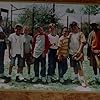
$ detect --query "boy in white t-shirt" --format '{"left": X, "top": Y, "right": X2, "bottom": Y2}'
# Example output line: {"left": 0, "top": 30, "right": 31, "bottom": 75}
{"left": 47, "top": 23, "right": 59, "bottom": 83}
{"left": 23, "top": 26, "right": 32, "bottom": 78}
{"left": 4, "top": 24, "right": 26, "bottom": 83}
{"left": 69, "top": 22, "right": 87, "bottom": 87}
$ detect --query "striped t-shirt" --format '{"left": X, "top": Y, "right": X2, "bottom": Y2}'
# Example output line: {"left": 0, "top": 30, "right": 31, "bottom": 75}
{"left": 57, "top": 35, "right": 69, "bottom": 58}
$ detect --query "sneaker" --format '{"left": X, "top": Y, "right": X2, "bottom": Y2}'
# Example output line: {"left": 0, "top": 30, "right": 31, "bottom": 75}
{"left": 31, "top": 77, "right": 39, "bottom": 83}
{"left": 81, "top": 82, "right": 87, "bottom": 87}
{"left": 41, "top": 77, "right": 46, "bottom": 83}
{"left": 59, "top": 78, "right": 64, "bottom": 83}
{"left": 15, "top": 75, "right": 26, "bottom": 82}
{"left": 4, "top": 77, "right": 11, "bottom": 83}
{"left": 51, "top": 74, "right": 58, "bottom": 82}
{"left": 80, "top": 79, "right": 87, "bottom": 87}
{"left": 47, "top": 76, "right": 52, "bottom": 83}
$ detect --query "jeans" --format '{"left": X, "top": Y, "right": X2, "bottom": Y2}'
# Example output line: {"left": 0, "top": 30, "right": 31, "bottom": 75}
{"left": 0, "top": 42, "right": 6, "bottom": 74}
{"left": 58, "top": 58, "right": 68, "bottom": 78}
{"left": 34, "top": 54, "right": 46, "bottom": 77}
{"left": 47, "top": 48, "right": 57, "bottom": 76}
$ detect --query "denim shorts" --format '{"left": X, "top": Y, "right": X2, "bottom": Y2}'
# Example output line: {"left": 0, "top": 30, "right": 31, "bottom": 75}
{"left": 10, "top": 54, "right": 24, "bottom": 68}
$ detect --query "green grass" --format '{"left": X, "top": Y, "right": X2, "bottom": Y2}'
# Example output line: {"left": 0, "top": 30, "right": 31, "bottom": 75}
{"left": 2, "top": 47, "right": 100, "bottom": 92}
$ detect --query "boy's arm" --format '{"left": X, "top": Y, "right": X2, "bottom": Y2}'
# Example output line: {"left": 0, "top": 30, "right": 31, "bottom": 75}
{"left": 8, "top": 41, "right": 11, "bottom": 59}
{"left": 43, "top": 35, "right": 51, "bottom": 54}
{"left": 77, "top": 32, "right": 86, "bottom": 53}
{"left": 32, "top": 35, "right": 36, "bottom": 54}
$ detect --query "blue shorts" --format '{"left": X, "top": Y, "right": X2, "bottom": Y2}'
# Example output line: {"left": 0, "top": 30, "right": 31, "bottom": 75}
{"left": 10, "top": 54, "right": 24, "bottom": 68}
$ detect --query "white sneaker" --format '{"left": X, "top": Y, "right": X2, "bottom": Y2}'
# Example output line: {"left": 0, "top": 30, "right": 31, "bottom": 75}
{"left": 47, "top": 76, "right": 51, "bottom": 83}
{"left": 41, "top": 77, "right": 46, "bottom": 83}
{"left": 80, "top": 79, "right": 87, "bottom": 87}
{"left": 52, "top": 74, "right": 58, "bottom": 81}
{"left": 81, "top": 82, "right": 87, "bottom": 87}
{"left": 59, "top": 78, "right": 64, "bottom": 83}
{"left": 32, "top": 77, "right": 39, "bottom": 83}
{"left": 0, "top": 79, "right": 5, "bottom": 83}
{"left": 18, "top": 74, "right": 24, "bottom": 81}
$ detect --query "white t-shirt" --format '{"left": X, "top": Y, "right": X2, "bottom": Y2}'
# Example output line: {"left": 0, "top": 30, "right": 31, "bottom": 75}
{"left": 33, "top": 35, "right": 45, "bottom": 58}
{"left": 69, "top": 32, "right": 86, "bottom": 55}
{"left": 48, "top": 34, "right": 59, "bottom": 49}
{"left": 24, "top": 35, "right": 32, "bottom": 53}
{"left": 8, "top": 33, "right": 25, "bottom": 57}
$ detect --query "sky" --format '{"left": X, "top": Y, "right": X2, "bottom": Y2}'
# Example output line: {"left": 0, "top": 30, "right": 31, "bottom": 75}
{"left": 0, "top": 2, "right": 100, "bottom": 26}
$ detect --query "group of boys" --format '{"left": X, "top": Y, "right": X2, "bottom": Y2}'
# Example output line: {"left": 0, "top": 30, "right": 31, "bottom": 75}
{"left": 0, "top": 15, "right": 100, "bottom": 87}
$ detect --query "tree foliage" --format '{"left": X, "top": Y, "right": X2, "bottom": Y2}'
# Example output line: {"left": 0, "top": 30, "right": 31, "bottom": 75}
{"left": 81, "top": 5, "right": 100, "bottom": 15}
{"left": 17, "top": 5, "right": 60, "bottom": 31}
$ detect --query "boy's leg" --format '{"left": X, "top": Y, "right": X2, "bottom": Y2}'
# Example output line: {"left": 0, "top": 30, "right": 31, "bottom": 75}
{"left": 0, "top": 42, "right": 5, "bottom": 78}
{"left": 47, "top": 50, "right": 54, "bottom": 82}
{"left": 61, "top": 58, "right": 68, "bottom": 77}
{"left": 16, "top": 55, "right": 26, "bottom": 82}
{"left": 58, "top": 58, "right": 68, "bottom": 83}
{"left": 31, "top": 57, "right": 39, "bottom": 82}
{"left": 58, "top": 61, "right": 64, "bottom": 83}
{"left": 78, "top": 62, "right": 87, "bottom": 87}
{"left": 52, "top": 49, "right": 57, "bottom": 75}
{"left": 27, "top": 65, "right": 31, "bottom": 75}
{"left": 93, "top": 65, "right": 98, "bottom": 80}
{"left": 48, "top": 49, "right": 57, "bottom": 81}
{"left": 40, "top": 55, "right": 46, "bottom": 83}
{"left": 48, "top": 49, "right": 53, "bottom": 76}
{"left": 4, "top": 56, "right": 15, "bottom": 83}
{"left": 69, "top": 54, "right": 78, "bottom": 81}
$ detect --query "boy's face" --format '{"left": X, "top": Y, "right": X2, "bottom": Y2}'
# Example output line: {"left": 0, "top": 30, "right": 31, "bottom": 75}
{"left": 72, "top": 26, "right": 79, "bottom": 33}
{"left": 62, "top": 28, "right": 69, "bottom": 36}
{"left": 24, "top": 28, "right": 30, "bottom": 35}
{"left": 15, "top": 27, "right": 23, "bottom": 35}
{"left": 49, "top": 26, "right": 56, "bottom": 31}
{"left": 37, "top": 27, "right": 44, "bottom": 34}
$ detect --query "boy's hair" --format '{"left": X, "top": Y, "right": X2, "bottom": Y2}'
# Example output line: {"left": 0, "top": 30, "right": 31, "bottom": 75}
{"left": 15, "top": 24, "right": 23, "bottom": 29}
{"left": 70, "top": 21, "right": 79, "bottom": 28}
{"left": 49, "top": 23, "right": 56, "bottom": 28}
{"left": 61, "top": 27, "right": 68, "bottom": 33}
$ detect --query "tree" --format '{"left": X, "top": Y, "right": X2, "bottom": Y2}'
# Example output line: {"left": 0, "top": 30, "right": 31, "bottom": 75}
{"left": 17, "top": 4, "right": 60, "bottom": 34}
{"left": 81, "top": 5, "right": 100, "bottom": 15}
{"left": 81, "top": 5, "right": 100, "bottom": 33}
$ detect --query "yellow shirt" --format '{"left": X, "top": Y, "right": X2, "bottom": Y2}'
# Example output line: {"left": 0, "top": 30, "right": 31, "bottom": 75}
{"left": 57, "top": 35, "right": 69, "bottom": 58}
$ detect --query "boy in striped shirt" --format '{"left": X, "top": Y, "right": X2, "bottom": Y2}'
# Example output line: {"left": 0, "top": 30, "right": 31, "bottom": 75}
{"left": 57, "top": 27, "right": 70, "bottom": 83}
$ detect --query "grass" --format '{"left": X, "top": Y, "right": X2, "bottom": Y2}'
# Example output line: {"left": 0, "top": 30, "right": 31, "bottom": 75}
{"left": 1, "top": 47, "right": 100, "bottom": 92}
